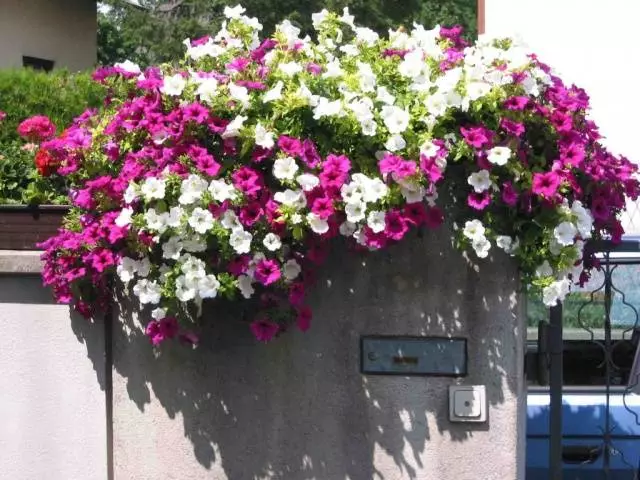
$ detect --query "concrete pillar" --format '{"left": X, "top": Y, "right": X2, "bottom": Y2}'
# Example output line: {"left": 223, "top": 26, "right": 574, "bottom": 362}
{"left": 112, "top": 226, "right": 526, "bottom": 479}
{"left": 0, "top": 251, "right": 107, "bottom": 480}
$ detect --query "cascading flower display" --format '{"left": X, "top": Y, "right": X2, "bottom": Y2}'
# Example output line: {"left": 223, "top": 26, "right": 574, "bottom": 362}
{"left": 38, "top": 6, "right": 639, "bottom": 345}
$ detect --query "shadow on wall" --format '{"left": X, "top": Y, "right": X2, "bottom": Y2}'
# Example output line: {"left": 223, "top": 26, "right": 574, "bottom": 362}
{"left": 79, "top": 223, "right": 523, "bottom": 479}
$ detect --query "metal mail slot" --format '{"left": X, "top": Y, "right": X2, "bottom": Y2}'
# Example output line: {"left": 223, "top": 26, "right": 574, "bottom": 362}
{"left": 361, "top": 336, "right": 467, "bottom": 376}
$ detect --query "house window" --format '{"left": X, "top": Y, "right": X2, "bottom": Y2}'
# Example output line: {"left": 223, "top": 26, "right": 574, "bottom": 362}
{"left": 22, "top": 56, "right": 54, "bottom": 72}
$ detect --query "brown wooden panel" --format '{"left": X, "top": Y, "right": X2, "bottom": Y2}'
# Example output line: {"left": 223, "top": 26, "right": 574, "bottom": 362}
{"left": 0, "top": 206, "right": 69, "bottom": 250}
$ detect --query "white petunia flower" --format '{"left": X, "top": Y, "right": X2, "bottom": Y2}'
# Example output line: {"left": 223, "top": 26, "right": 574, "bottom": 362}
{"left": 339, "top": 221, "right": 357, "bottom": 237}
{"left": 116, "top": 257, "right": 138, "bottom": 283}
{"left": 341, "top": 182, "right": 364, "bottom": 204}
{"left": 463, "top": 219, "right": 486, "bottom": 241}
{"left": 311, "top": 9, "right": 330, "bottom": 29}
{"left": 254, "top": 123, "right": 275, "bottom": 149}
{"left": 194, "top": 76, "right": 219, "bottom": 103}
{"left": 175, "top": 275, "right": 197, "bottom": 302}
{"left": 487, "top": 146, "right": 511, "bottom": 166}
{"left": 279, "top": 61, "right": 303, "bottom": 76}
{"left": 115, "top": 207, "right": 134, "bottom": 228}
{"left": 151, "top": 308, "right": 167, "bottom": 320}
{"left": 179, "top": 174, "right": 208, "bottom": 204}
{"left": 208, "top": 179, "right": 237, "bottom": 203}
{"left": 237, "top": 275, "right": 254, "bottom": 299}
{"left": 198, "top": 274, "right": 220, "bottom": 299}
{"left": 162, "top": 236, "right": 183, "bottom": 260}
{"left": 263, "top": 233, "right": 282, "bottom": 251}
{"left": 536, "top": 260, "right": 554, "bottom": 278}
{"left": 224, "top": 4, "right": 246, "bottom": 18}
{"left": 542, "top": 278, "right": 571, "bottom": 306}
{"left": 467, "top": 170, "right": 492, "bottom": 193}
{"left": 222, "top": 114, "right": 247, "bottom": 139}
{"left": 571, "top": 200, "right": 593, "bottom": 239}
{"left": 133, "top": 279, "right": 162, "bottom": 304}
{"left": 363, "top": 178, "right": 389, "bottom": 203}
{"left": 124, "top": 183, "right": 138, "bottom": 204}
{"left": 165, "top": 206, "right": 183, "bottom": 228}
{"left": 136, "top": 257, "right": 151, "bottom": 278}
{"left": 283, "top": 259, "right": 301, "bottom": 280}
{"left": 221, "top": 210, "right": 242, "bottom": 231}
{"left": 273, "top": 156, "right": 299, "bottom": 181}
{"left": 398, "top": 49, "right": 424, "bottom": 78}
{"left": 367, "top": 211, "right": 386, "bottom": 233}
{"left": 307, "top": 213, "right": 329, "bottom": 234}
{"left": 141, "top": 177, "right": 166, "bottom": 201}
{"left": 345, "top": 201, "right": 366, "bottom": 223}
{"left": 466, "top": 81, "right": 492, "bottom": 101}
{"left": 381, "top": 106, "right": 410, "bottom": 134}
{"left": 553, "top": 221, "right": 577, "bottom": 246}
{"left": 472, "top": 236, "right": 491, "bottom": 258}
{"left": 228, "top": 83, "right": 250, "bottom": 107}
{"left": 376, "top": 86, "right": 395, "bottom": 105}
{"left": 496, "top": 235, "right": 514, "bottom": 252}
{"left": 360, "top": 119, "right": 377, "bottom": 136}
{"left": 144, "top": 208, "right": 166, "bottom": 232}
{"left": 188, "top": 207, "right": 214, "bottom": 234}
{"left": 313, "top": 97, "right": 343, "bottom": 119}
{"left": 354, "top": 27, "right": 379, "bottom": 45}
{"left": 263, "top": 81, "right": 284, "bottom": 103}
{"left": 161, "top": 74, "right": 187, "bottom": 96}
{"left": 230, "top": 229, "right": 252, "bottom": 254}
{"left": 273, "top": 189, "right": 307, "bottom": 209}
{"left": 385, "top": 134, "right": 406, "bottom": 152}
{"left": 296, "top": 173, "right": 320, "bottom": 192}
{"left": 115, "top": 60, "right": 141, "bottom": 75}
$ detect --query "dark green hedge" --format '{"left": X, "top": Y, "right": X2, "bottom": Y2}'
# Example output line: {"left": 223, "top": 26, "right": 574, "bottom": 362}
{"left": 0, "top": 69, "right": 105, "bottom": 144}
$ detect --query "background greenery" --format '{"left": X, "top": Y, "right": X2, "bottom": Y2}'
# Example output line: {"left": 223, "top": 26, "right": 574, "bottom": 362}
{"left": 98, "top": 0, "right": 478, "bottom": 65}
{"left": 0, "top": 69, "right": 105, "bottom": 204}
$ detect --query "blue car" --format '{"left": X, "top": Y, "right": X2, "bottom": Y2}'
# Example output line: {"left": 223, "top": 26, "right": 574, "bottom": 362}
{"left": 525, "top": 246, "right": 640, "bottom": 479}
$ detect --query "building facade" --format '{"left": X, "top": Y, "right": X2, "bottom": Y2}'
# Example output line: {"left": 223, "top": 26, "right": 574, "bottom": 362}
{"left": 0, "top": 0, "right": 97, "bottom": 71}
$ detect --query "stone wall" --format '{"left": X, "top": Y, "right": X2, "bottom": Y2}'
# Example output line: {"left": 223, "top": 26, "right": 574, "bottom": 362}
{"left": 112, "top": 226, "right": 526, "bottom": 479}
{"left": 0, "top": 251, "right": 107, "bottom": 480}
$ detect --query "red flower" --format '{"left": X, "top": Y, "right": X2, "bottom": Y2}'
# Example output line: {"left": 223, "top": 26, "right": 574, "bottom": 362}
{"left": 34, "top": 148, "right": 59, "bottom": 176}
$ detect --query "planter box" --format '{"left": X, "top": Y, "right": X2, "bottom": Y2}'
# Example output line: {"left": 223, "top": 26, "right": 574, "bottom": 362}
{"left": 0, "top": 205, "right": 69, "bottom": 250}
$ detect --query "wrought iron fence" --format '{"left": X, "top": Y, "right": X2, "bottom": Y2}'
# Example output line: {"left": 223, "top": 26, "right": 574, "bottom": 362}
{"left": 544, "top": 237, "right": 640, "bottom": 479}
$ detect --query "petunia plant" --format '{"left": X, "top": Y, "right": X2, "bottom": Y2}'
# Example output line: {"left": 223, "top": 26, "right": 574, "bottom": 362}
{"left": 38, "top": 6, "right": 639, "bottom": 345}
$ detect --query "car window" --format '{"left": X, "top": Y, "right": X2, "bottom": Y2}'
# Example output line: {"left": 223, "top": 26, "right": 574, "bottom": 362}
{"left": 526, "top": 262, "right": 640, "bottom": 387}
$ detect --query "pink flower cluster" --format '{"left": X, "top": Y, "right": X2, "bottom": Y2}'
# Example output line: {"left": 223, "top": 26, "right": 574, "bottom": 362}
{"left": 17, "top": 115, "right": 56, "bottom": 142}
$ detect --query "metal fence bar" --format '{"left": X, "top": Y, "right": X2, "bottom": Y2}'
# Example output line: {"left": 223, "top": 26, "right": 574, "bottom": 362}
{"left": 549, "top": 302, "right": 564, "bottom": 480}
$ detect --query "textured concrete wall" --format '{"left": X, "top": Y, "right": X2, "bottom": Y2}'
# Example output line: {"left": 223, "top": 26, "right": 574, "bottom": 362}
{"left": 0, "top": 254, "right": 107, "bottom": 480}
{"left": 112, "top": 226, "right": 526, "bottom": 480}
{"left": 0, "top": 0, "right": 97, "bottom": 71}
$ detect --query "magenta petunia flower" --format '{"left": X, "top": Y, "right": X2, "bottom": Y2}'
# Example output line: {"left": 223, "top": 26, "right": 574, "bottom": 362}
{"left": 277, "top": 135, "right": 303, "bottom": 156}
{"left": 460, "top": 126, "right": 493, "bottom": 149}
{"left": 250, "top": 318, "right": 279, "bottom": 342}
{"left": 301, "top": 139, "right": 321, "bottom": 168}
{"left": 424, "top": 206, "right": 445, "bottom": 229}
{"left": 311, "top": 196, "right": 334, "bottom": 219}
{"left": 384, "top": 210, "right": 409, "bottom": 241}
{"left": 503, "top": 96, "right": 530, "bottom": 111}
{"left": 402, "top": 202, "right": 427, "bottom": 226}
{"left": 501, "top": 181, "right": 519, "bottom": 206}
{"left": 239, "top": 202, "right": 264, "bottom": 227}
{"left": 500, "top": 118, "right": 525, "bottom": 137}
{"left": 296, "top": 306, "right": 312, "bottom": 332}
{"left": 378, "top": 153, "right": 402, "bottom": 175}
{"left": 288, "top": 282, "right": 305, "bottom": 307}
{"left": 420, "top": 154, "right": 443, "bottom": 183}
{"left": 467, "top": 191, "right": 491, "bottom": 210}
{"left": 254, "top": 259, "right": 281, "bottom": 286}
{"left": 531, "top": 171, "right": 562, "bottom": 198}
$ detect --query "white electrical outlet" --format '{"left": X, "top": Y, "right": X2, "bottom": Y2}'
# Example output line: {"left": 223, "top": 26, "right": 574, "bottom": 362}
{"left": 449, "top": 385, "right": 487, "bottom": 423}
